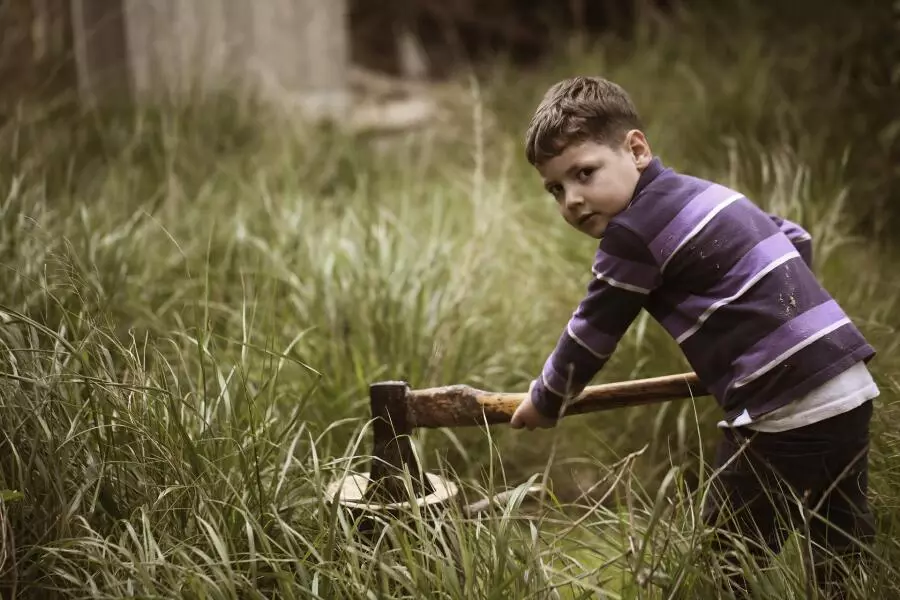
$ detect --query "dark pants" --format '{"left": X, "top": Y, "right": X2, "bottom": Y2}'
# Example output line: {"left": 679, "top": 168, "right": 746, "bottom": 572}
{"left": 702, "top": 400, "right": 876, "bottom": 599}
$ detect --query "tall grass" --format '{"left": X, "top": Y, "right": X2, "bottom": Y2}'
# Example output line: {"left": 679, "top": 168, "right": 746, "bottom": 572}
{"left": 1, "top": 4, "right": 899, "bottom": 598}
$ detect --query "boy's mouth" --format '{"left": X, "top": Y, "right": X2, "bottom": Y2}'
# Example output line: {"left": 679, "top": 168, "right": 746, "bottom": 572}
{"left": 577, "top": 213, "right": 597, "bottom": 225}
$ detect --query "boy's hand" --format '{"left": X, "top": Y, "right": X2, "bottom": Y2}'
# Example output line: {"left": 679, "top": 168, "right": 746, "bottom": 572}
{"left": 510, "top": 381, "right": 558, "bottom": 430}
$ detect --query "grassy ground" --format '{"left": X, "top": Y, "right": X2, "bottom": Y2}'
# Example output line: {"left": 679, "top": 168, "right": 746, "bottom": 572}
{"left": 1, "top": 5, "right": 899, "bottom": 599}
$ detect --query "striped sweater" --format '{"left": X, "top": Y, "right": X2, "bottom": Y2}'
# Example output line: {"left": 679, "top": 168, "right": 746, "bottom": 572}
{"left": 531, "top": 157, "right": 876, "bottom": 422}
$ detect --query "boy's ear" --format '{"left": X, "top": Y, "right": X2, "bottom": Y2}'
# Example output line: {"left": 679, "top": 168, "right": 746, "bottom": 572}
{"left": 625, "top": 129, "right": 652, "bottom": 168}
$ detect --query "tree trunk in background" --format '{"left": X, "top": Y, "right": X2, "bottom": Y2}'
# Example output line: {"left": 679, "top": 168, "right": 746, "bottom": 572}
{"left": 71, "top": 0, "right": 131, "bottom": 103}
{"left": 245, "top": 0, "right": 350, "bottom": 116}
{"left": 31, "top": 0, "right": 70, "bottom": 61}
{"left": 0, "top": 0, "right": 37, "bottom": 91}
{"left": 70, "top": 0, "right": 350, "bottom": 118}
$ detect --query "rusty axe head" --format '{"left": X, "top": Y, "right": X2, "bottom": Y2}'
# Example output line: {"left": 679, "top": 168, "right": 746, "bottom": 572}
{"left": 364, "top": 381, "right": 435, "bottom": 503}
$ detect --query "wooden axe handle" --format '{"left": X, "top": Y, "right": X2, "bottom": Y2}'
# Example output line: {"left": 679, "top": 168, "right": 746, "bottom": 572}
{"left": 406, "top": 372, "right": 708, "bottom": 428}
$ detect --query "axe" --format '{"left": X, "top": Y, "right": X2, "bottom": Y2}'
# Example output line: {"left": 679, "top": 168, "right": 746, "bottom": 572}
{"left": 326, "top": 371, "right": 709, "bottom": 514}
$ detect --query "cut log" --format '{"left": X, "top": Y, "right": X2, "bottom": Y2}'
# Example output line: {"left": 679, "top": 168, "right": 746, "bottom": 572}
{"left": 325, "top": 471, "right": 459, "bottom": 512}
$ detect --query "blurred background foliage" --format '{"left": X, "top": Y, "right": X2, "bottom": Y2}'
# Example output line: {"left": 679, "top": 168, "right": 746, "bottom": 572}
{"left": 3, "top": 0, "right": 896, "bottom": 231}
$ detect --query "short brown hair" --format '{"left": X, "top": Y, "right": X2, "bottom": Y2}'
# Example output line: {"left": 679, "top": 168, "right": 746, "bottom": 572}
{"left": 524, "top": 76, "right": 643, "bottom": 165}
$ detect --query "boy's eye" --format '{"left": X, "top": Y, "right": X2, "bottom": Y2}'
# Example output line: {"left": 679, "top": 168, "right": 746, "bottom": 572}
{"left": 576, "top": 167, "right": 594, "bottom": 182}
{"left": 547, "top": 184, "right": 563, "bottom": 199}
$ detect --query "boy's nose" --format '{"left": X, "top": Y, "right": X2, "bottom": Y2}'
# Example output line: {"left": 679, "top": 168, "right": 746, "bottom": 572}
{"left": 565, "top": 191, "right": 584, "bottom": 210}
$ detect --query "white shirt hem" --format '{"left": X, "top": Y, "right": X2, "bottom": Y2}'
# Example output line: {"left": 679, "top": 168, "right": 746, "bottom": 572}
{"left": 717, "top": 361, "right": 879, "bottom": 432}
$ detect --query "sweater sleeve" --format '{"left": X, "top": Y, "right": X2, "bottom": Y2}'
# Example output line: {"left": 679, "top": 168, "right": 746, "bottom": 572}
{"left": 768, "top": 214, "right": 814, "bottom": 268}
{"left": 530, "top": 224, "right": 662, "bottom": 419}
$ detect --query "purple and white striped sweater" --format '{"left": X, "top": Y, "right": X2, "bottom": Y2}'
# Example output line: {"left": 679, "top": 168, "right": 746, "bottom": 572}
{"left": 531, "top": 157, "right": 876, "bottom": 422}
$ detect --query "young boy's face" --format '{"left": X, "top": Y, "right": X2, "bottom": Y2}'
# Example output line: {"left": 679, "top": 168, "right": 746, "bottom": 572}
{"left": 537, "top": 131, "right": 652, "bottom": 238}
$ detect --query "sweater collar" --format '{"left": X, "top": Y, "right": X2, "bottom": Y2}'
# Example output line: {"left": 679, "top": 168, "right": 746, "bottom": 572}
{"left": 632, "top": 157, "right": 665, "bottom": 199}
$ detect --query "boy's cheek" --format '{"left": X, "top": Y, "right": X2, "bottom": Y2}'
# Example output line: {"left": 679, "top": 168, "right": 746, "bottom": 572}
{"left": 559, "top": 209, "right": 579, "bottom": 229}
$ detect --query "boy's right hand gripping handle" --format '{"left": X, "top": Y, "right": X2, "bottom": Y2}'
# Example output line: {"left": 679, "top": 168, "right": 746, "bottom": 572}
{"left": 406, "top": 372, "right": 709, "bottom": 428}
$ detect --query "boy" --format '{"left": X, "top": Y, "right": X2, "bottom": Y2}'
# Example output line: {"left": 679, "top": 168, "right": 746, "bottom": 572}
{"left": 510, "top": 76, "right": 879, "bottom": 598}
